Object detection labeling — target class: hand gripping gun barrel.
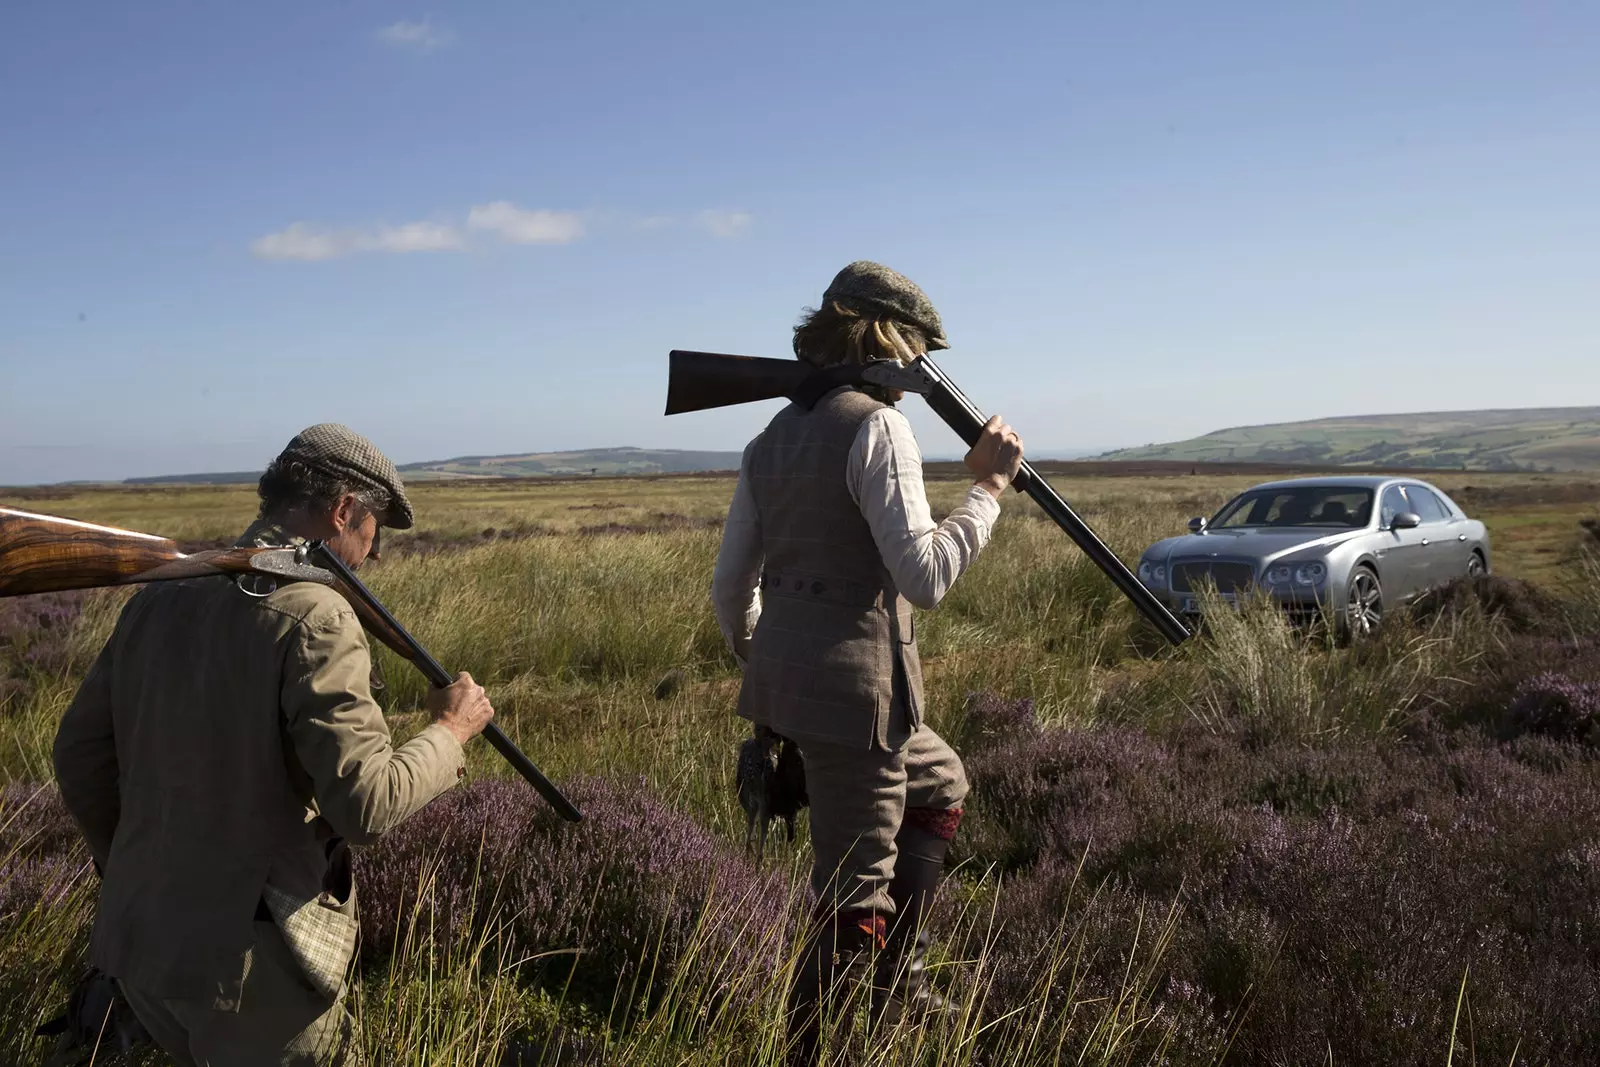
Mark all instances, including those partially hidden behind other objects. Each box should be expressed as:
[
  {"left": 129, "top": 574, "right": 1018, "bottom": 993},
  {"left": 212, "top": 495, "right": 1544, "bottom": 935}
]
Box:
[
  {"left": 664, "top": 350, "right": 1193, "bottom": 646},
  {"left": 0, "top": 506, "right": 582, "bottom": 821}
]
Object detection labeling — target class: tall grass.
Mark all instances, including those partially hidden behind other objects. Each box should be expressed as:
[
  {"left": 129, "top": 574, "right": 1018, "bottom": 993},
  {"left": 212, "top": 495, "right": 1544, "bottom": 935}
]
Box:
[
  {"left": 3, "top": 476, "right": 1599, "bottom": 1063},
  {"left": 342, "top": 840, "right": 1197, "bottom": 1067},
  {"left": 1179, "top": 586, "right": 1496, "bottom": 742},
  {"left": 0, "top": 784, "right": 99, "bottom": 1054}
]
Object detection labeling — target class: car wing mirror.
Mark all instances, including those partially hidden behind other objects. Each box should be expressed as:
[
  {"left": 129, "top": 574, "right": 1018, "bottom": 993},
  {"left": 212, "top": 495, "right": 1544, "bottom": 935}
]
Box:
[
  {"left": 1187, "top": 516, "right": 1208, "bottom": 534},
  {"left": 1390, "top": 511, "right": 1421, "bottom": 530}
]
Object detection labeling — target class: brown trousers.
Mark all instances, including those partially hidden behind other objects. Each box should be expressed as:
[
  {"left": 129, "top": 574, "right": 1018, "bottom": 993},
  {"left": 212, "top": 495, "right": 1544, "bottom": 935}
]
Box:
[
  {"left": 800, "top": 723, "right": 967, "bottom": 917},
  {"left": 118, "top": 920, "right": 352, "bottom": 1066}
]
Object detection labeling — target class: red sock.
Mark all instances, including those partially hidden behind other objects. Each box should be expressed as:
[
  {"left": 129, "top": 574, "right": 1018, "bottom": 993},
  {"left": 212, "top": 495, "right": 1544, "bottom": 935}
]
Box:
[{"left": 904, "top": 806, "right": 963, "bottom": 841}]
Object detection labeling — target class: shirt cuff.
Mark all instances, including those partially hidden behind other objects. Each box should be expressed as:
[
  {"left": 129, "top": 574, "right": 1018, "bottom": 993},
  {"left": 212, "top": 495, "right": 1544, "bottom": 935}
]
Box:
[{"left": 964, "top": 483, "right": 1004, "bottom": 522}]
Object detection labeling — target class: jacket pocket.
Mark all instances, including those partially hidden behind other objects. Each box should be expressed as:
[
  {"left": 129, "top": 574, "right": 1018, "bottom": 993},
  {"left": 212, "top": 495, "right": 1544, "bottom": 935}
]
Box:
[
  {"left": 261, "top": 881, "right": 359, "bottom": 1001},
  {"left": 897, "top": 608, "right": 916, "bottom": 645}
]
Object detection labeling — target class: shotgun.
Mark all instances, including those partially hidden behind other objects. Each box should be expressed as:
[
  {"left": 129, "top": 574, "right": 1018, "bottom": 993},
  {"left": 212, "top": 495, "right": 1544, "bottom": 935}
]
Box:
[
  {"left": 0, "top": 506, "right": 582, "bottom": 822},
  {"left": 663, "top": 350, "right": 1193, "bottom": 646}
]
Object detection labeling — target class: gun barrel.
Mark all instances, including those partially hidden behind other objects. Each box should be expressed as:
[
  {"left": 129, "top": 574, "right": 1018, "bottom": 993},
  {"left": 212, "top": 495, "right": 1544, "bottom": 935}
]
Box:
[
  {"left": 913, "top": 357, "right": 1191, "bottom": 645},
  {"left": 309, "top": 544, "right": 584, "bottom": 823}
]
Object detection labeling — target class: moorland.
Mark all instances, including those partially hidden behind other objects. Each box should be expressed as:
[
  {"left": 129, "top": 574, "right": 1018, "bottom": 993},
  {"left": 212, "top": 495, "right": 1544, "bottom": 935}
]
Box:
[
  {"left": 1100, "top": 407, "right": 1600, "bottom": 473},
  {"left": 3, "top": 466, "right": 1599, "bottom": 1065}
]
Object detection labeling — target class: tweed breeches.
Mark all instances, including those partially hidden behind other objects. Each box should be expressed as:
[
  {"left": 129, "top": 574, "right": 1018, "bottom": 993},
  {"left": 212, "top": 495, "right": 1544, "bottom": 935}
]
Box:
[{"left": 799, "top": 722, "right": 967, "bottom": 918}]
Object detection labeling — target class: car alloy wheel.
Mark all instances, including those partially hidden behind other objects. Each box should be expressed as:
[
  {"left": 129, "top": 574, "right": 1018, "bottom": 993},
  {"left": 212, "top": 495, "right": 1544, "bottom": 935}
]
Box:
[
  {"left": 1346, "top": 569, "right": 1383, "bottom": 638},
  {"left": 1466, "top": 553, "right": 1485, "bottom": 579}
]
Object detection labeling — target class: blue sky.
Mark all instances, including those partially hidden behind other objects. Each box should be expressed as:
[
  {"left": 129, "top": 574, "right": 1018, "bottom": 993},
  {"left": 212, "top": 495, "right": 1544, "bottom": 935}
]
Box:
[{"left": 1, "top": 1, "right": 1595, "bottom": 483}]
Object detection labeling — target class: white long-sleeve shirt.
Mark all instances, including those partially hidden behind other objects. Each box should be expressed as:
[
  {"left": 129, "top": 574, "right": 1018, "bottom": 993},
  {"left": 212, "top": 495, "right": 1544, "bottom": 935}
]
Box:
[{"left": 711, "top": 402, "right": 1001, "bottom": 665}]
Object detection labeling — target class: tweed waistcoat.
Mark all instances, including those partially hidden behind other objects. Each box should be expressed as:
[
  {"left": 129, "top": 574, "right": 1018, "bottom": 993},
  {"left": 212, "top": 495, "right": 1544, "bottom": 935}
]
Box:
[{"left": 736, "top": 387, "right": 924, "bottom": 750}]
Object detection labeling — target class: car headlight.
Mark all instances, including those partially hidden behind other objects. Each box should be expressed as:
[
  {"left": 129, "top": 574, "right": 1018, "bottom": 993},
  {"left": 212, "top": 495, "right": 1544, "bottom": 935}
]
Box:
[
  {"left": 1294, "top": 562, "right": 1327, "bottom": 586},
  {"left": 1137, "top": 561, "right": 1167, "bottom": 587},
  {"left": 1264, "top": 562, "right": 1328, "bottom": 587}
]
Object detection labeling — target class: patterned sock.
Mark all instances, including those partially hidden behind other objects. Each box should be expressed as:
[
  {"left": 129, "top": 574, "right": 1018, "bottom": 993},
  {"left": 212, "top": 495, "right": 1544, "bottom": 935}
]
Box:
[
  {"left": 819, "top": 908, "right": 888, "bottom": 950},
  {"left": 903, "top": 806, "right": 964, "bottom": 841},
  {"left": 851, "top": 913, "right": 888, "bottom": 949}
]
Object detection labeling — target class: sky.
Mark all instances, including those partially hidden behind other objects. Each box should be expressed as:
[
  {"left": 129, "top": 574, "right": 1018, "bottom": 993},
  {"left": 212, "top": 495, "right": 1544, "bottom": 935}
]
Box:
[{"left": 1, "top": 1, "right": 1596, "bottom": 484}]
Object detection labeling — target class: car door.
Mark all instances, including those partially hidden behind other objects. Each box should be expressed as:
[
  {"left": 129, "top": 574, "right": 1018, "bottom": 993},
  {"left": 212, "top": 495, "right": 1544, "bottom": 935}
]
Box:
[
  {"left": 1374, "top": 484, "right": 1429, "bottom": 600},
  {"left": 1401, "top": 483, "right": 1465, "bottom": 591},
  {"left": 1406, "top": 484, "right": 1469, "bottom": 581}
]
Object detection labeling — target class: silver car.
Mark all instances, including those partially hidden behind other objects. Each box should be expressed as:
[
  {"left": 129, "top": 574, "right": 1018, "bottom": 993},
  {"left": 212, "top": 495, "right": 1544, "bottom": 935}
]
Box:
[{"left": 1136, "top": 476, "right": 1491, "bottom": 636}]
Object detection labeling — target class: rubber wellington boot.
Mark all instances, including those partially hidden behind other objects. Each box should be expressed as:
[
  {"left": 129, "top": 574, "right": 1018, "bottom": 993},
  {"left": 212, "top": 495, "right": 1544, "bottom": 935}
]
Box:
[
  {"left": 873, "top": 822, "right": 955, "bottom": 1028},
  {"left": 785, "top": 916, "right": 879, "bottom": 1066}
]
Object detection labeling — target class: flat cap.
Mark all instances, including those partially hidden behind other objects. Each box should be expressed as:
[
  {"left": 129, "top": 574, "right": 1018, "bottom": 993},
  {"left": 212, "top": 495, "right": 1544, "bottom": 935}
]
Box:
[
  {"left": 821, "top": 260, "right": 949, "bottom": 351},
  {"left": 277, "top": 423, "right": 415, "bottom": 530}
]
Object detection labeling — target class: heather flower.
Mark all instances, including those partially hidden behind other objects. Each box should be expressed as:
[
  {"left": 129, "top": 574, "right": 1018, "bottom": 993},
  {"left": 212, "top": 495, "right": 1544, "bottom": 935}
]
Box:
[
  {"left": 0, "top": 782, "right": 83, "bottom": 859},
  {"left": 355, "top": 776, "right": 790, "bottom": 1017},
  {"left": 957, "top": 690, "right": 1039, "bottom": 751},
  {"left": 0, "top": 783, "right": 91, "bottom": 929},
  {"left": 1509, "top": 672, "right": 1600, "bottom": 742},
  {"left": 1408, "top": 574, "right": 1561, "bottom": 636},
  {"left": 0, "top": 591, "right": 91, "bottom": 689}
]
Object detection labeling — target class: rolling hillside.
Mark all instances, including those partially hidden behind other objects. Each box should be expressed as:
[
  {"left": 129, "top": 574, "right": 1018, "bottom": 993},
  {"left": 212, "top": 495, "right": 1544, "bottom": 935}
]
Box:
[
  {"left": 123, "top": 447, "right": 745, "bottom": 485},
  {"left": 1099, "top": 407, "right": 1600, "bottom": 472},
  {"left": 398, "top": 447, "right": 743, "bottom": 479}
]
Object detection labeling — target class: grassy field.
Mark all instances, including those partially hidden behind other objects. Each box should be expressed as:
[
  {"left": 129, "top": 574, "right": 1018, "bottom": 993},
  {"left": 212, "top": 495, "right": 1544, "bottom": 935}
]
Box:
[{"left": 3, "top": 468, "right": 1600, "bottom": 1065}]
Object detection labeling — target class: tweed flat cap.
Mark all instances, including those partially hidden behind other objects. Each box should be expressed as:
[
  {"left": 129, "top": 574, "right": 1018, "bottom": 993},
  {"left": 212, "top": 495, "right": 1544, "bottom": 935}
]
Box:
[
  {"left": 277, "top": 423, "right": 415, "bottom": 530},
  {"left": 821, "top": 260, "right": 949, "bottom": 351}
]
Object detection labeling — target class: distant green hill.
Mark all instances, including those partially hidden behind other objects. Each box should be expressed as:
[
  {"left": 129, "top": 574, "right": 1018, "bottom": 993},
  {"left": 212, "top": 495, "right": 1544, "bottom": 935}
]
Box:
[
  {"left": 398, "top": 447, "right": 743, "bottom": 479},
  {"left": 124, "top": 447, "right": 745, "bottom": 485},
  {"left": 1098, "top": 407, "right": 1600, "bottom": 472}
]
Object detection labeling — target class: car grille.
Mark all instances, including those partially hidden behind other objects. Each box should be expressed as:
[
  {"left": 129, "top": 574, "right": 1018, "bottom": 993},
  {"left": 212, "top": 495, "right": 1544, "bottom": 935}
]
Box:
[{"left": 1171, "top": 561, "right": 1255, "bottom": 595}]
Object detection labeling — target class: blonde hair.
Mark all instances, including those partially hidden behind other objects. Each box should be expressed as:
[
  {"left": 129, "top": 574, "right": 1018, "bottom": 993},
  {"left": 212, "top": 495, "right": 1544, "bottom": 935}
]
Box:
[{"left": 792, "top": 301, "right": 928, "bottom": 369}]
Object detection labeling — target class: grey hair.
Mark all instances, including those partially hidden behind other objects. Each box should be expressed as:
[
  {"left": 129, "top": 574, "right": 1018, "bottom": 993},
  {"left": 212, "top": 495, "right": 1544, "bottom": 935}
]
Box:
[{"left": 257, "top": 456, "right": 391, "bottom": 524}]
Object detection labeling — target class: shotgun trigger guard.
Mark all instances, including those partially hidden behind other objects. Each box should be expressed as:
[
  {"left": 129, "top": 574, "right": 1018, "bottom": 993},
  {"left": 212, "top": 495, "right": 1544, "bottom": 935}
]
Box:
[{"left": 235, "top": 573, "right": 277, "bottom": 598}]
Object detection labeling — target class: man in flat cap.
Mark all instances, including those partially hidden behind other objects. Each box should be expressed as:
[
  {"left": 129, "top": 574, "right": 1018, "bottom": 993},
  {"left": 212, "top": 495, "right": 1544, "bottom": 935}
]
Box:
[
  {"left": 712, "top": 262, "right": 1023, "bottom": 1061},
  {"left": 53, "top": 423, "right": 495, "bottom": 1066}
]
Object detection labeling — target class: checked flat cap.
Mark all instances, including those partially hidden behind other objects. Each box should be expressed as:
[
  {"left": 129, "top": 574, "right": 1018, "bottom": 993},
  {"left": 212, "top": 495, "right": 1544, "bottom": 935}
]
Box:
[
  {"left": 277, "top": 423, "right": 415, "bottom": 530},
  {"left": 821, "top": 260, "right": 949, "bottom": 351}
]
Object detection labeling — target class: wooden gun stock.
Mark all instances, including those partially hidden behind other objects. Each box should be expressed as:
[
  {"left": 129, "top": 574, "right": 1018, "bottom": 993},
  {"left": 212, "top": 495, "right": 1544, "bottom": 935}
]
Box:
[
  {"left": 0, "top": 508, "right": 328, "bottom": 597},
  {"left": 0, "top": 506, "right": 583, "bottom": 821},
  {"left": 664, "top": 350, "right": 816, "bottom": 414}
]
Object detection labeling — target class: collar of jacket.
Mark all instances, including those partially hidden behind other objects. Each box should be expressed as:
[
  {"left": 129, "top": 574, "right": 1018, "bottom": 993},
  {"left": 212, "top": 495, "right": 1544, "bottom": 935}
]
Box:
[{"left": 233, "top": 519, "right": 307, "bottom": 550}]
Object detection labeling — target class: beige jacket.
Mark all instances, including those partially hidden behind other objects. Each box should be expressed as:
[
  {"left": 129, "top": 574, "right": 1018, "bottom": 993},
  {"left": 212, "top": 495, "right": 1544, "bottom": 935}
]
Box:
[{"left": 52, "top": 530, "right": 463, "bottom": 1006}]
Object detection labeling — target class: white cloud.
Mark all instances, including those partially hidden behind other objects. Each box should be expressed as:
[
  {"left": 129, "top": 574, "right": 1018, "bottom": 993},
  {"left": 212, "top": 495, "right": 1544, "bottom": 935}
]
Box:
[
  {"left": 696, "top": 209, "right": 753, "bottom": 239},
  {"left": 251, "top": 223, "right": 349, "bottom": 262},
  {"left": 466, "top": 202, "right": 585, "bottom": 245},
  {"left": 251, "top": 203, "right": 736, "bottom": 261},
  {"left": 366, "top": 221, "right": 464, "bottom": 254},
  {"left": 378, "top": 18, "right": 453, "bottom": 52},
  {"left": 250, "top": 220, "right": 463, "bottom": 261}
]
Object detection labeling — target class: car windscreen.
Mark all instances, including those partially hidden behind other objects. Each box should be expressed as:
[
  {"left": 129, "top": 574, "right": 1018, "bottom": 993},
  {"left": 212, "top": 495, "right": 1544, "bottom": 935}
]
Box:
[{"left": 1212, "top": 486, "right": 1375, "bottom": 529}]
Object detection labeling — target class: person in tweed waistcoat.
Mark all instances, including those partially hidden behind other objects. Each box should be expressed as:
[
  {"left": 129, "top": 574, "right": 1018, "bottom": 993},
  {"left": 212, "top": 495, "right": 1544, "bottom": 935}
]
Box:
[
  {"left": 712, "top": 262, "right": 1023, "bottom": 1063},
  {"left": 53, "top": 424, "right": 496, "bottom": 1066}
]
